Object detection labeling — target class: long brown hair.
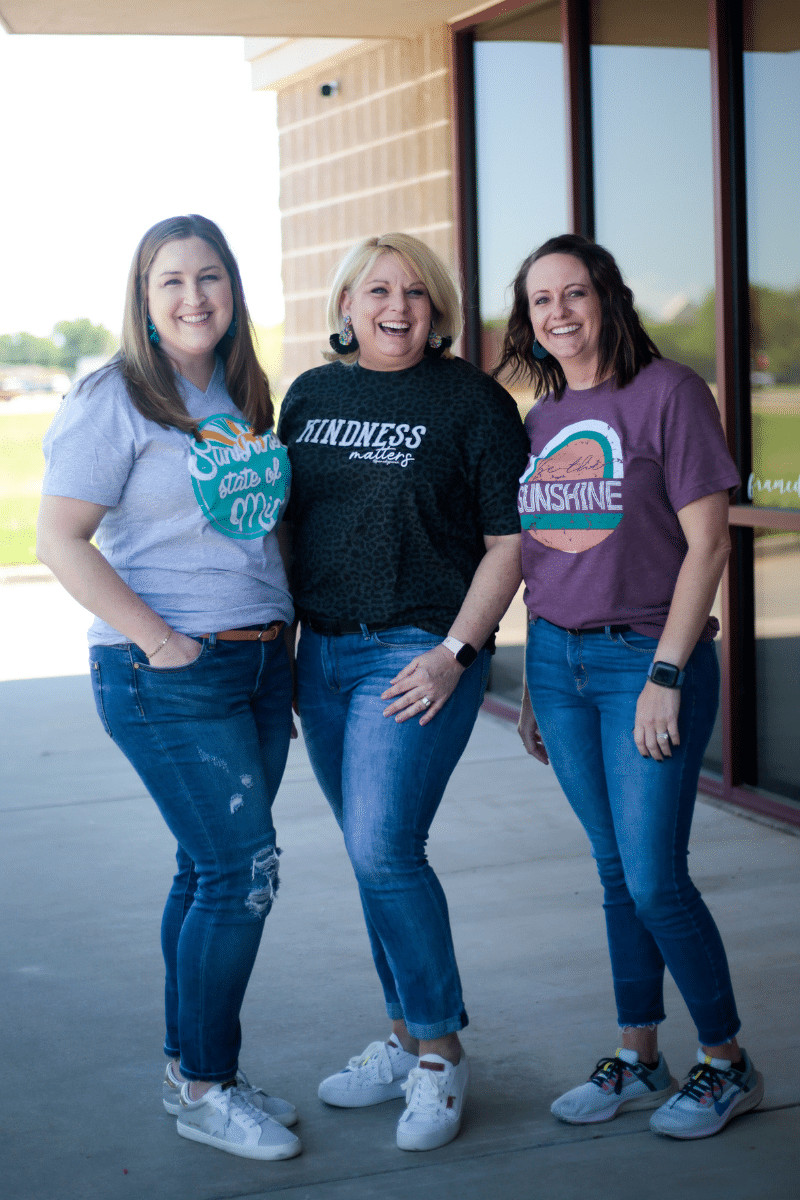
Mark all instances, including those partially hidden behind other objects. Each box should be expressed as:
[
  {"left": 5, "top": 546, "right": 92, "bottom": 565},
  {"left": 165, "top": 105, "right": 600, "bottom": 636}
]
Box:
[
  {"left": 493, "top": 234, "right": 660, "bottom": 400},
  {"left": 90, "top": 215, "right": 273, "bottom": 435}
]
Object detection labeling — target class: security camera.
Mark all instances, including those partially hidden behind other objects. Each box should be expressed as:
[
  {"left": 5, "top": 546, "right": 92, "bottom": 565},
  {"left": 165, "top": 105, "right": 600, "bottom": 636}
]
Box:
[{"left": 320, "top": 81, "right": 340, "bottom": 97}]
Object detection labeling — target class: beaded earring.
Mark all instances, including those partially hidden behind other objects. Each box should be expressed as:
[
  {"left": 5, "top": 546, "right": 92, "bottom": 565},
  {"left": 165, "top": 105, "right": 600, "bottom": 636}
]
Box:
[
  {"left": 147, "top": 317, "right": 160, "bottom": 346},
  {"left": 328, "top": 314, "right": 359, "bottom": 355},
  {"left": 531, "top": 338, "right": 549, "bottom": 360},
  {"left": 423, "top": 326, "right": 452, "bottom": 358}
]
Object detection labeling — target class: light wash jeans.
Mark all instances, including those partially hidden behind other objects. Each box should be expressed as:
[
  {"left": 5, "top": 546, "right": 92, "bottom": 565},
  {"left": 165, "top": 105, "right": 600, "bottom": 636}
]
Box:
[
  {"left": 90, "top": 634, "right": 293, "bottom": 1081},
  {"left": 296, "top": 624, "right": 490, "bottom": 1040},
  {"left": 526, "top": 618, "right": 741, "bottom": 1047}
]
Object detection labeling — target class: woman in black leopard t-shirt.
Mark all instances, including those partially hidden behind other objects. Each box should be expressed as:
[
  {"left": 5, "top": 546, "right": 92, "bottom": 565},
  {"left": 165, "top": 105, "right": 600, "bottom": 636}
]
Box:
[{"left": 278, "top": 233, "right": 529, "bottom": 1152}]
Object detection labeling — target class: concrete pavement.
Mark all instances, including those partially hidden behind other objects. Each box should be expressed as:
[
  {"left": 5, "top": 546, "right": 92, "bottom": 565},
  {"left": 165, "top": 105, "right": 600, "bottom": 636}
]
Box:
[{"left": 1, "top": 579, "right": 799, "bottom": 1200}]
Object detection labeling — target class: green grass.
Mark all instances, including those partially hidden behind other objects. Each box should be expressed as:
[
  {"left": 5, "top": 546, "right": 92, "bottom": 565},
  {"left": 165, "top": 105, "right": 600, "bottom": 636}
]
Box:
[
  {"left": 752, "top": 411, "right": 800, "bottom": 508},
  {"left": 0, "top": 410, "right": 52, "bottom": 566}
]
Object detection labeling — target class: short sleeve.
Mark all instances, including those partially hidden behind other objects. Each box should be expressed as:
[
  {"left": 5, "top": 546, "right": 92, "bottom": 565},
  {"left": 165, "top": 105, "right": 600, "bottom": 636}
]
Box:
[
  {"left": 42, "top": 372, "right": 138, "bottom": 507},
  {"left": 467, "top": 378, "right": 530, "bottom": 536},
  {"left": 662, "top": 372, "right": 740, "bottom": 513}
]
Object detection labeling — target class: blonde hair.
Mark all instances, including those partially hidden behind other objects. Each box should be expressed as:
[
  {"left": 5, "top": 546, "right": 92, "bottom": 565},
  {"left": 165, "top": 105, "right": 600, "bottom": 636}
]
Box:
[
  {"left": 324, "top": 233, "right": 463, "bottom": 364},
  {"left": 101, "top": 214, "right": 273, "bottom": 435}
]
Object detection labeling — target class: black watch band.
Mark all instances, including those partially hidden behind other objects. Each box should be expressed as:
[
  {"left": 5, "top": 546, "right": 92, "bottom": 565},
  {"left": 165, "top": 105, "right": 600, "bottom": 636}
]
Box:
[{"left": 647, "top": 660, "right": 686, "bottom": 688}]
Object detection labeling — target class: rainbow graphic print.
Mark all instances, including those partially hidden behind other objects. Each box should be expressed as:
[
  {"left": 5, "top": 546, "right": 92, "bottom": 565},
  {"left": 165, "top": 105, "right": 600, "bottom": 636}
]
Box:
[{"left": 518, "top": 419, "right": 624, "bottom": 553}]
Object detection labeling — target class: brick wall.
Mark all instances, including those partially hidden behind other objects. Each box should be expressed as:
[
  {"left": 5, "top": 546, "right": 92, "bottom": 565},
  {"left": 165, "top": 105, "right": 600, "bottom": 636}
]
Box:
[{"left": 276, "top": 28, "right": 453, "bottom": 390}]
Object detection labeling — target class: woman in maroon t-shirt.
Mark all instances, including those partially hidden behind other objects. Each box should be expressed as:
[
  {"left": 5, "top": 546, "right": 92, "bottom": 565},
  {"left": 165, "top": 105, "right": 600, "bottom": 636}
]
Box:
[{"left": 495, "top": 234, "right": 763, "bottom": 1141}]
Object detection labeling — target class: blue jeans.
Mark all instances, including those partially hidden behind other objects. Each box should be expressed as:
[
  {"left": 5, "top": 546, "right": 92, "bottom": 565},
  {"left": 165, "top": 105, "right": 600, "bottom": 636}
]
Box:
[
  {"left": 90, "top": 635, "right": 293, "bottom": 1081},
  {"left": 297, "top": 625, "right": 490, "bottom": 1040},
  {"left": 526, "top": 619, "right": 740, "bottom": 1047}
]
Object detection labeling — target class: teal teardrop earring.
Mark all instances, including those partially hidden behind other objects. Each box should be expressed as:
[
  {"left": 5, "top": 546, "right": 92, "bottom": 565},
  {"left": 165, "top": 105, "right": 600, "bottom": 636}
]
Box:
[{"left": 147, "top": 317, "right": 160, "bottom": 346}]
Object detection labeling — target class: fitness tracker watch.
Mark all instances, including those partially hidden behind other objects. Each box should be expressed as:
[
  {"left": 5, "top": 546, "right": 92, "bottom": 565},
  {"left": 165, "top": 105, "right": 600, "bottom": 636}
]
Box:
[
  {"left": 442, "top": 636, "right": 478, "bottom": 668},
  {"left": 647, "top": 660, "right": 686, "bottom": 688}
]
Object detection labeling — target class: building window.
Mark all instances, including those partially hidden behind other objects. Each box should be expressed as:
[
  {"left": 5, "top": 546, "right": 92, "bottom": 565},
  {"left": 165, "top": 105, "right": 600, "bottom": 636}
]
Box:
[
  {"left": 590, "top": 0, "right": 716, "bottom": 385},
  {"left": 473, "top": 1, "right": 566, "bottom": 381},
  {"left": 744, "top": 0, "right": 800, "bottom": 510}
]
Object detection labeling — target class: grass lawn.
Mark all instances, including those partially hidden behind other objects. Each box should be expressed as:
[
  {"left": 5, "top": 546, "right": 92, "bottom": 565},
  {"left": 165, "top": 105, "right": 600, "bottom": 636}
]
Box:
[{"left": 0, "top": 410, "right": 52, "bottom": 567}]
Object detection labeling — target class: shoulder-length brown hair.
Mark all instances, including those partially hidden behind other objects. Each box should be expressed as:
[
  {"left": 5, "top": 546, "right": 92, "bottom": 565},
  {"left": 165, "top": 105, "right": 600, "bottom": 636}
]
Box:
[
  {"left": 493, "top": 234, "right": 660, "bottom": 400},
  {"left": 90, "top": 215, "right": 273, "bottom": 435}
]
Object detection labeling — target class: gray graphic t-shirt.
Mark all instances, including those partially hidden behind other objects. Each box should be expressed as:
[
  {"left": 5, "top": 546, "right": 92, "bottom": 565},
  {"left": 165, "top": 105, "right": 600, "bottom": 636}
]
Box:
[{"left": 42, "top": 359, "right": 293, "bottom": 644}]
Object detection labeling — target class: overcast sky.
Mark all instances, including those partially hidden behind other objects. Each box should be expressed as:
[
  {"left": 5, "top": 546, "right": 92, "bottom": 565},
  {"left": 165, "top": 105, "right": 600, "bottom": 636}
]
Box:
[{"left": 0, "top": 31, "right": 283, "bottom": 337}]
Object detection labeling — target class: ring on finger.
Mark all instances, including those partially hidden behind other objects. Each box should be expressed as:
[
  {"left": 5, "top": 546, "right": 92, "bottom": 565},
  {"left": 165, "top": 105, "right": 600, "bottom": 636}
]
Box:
[
  {"left": 656, "top": 732, "right": 670, "bottom": 741},
  {"left": 421, "top": 696, "right": 432, "bottom": 709}
]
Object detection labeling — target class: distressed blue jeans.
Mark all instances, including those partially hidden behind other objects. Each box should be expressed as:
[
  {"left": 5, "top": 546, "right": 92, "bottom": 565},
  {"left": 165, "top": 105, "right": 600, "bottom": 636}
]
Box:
[
  {"left": 526, "top": 619, "right": 740, "bottom": 1047},
  {"left": 297, "top": 625, "right": 490, "bottom": 1040},
  {"left": 90, "top": 635, "right": 293, "bottom": 1081}
]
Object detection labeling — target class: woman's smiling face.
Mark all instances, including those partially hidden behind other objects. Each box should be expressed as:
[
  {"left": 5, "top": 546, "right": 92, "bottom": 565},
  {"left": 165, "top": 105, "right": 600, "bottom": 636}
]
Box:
[
  {"left": 526, "top": 253, "right": 604, "bottom": 388},
  {"left": 146, "top": 236, "right": 233, "bottom": 384},
  {"left": 341, "top": 252, "right": 433, "bottom": 372}
]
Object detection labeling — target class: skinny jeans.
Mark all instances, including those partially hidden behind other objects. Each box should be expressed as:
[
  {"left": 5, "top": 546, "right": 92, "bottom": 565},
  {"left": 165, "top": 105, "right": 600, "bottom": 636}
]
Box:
[
  {"left": 90, "top": 634, "right": 293, "bottom": 1081},
  {"left": 297, "top": 624, "right": 490, "bottom": 1040},
  {"left": 526, "top": 619, "right": 740, "bottom": 1047}
]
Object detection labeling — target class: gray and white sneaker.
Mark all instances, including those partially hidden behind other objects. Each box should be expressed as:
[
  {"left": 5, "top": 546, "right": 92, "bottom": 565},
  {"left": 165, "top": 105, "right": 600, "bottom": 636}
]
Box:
[
  {"left": 176, "top": 1082, "right": 302, "bottom": 1160},
  {"left": 162, "top": 1061, "right": 297, "bottom": 1126},
  {"left": 318, "top": 1035, "right": 418, "bottom": 1107},
  {"left": 551, "top": 1048, "right": 678, "bottom": 1124}
]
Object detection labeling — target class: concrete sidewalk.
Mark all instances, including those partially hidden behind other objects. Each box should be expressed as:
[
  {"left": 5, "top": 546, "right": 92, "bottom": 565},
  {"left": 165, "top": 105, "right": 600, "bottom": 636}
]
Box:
[{"left": 1, "top": 585, "right": 799, "bottom": 1200}]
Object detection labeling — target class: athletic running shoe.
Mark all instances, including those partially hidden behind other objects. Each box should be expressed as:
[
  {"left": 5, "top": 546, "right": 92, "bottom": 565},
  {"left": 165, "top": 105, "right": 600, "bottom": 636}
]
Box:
[
  {"left": 650, "top": 1048, "right": 764, "bottom": 1139},
  {"left": 162, "top": 1061, "right": 297, "bottom": 1126},
  {"left": 318, "top": 1035, "right": 418, "bottom": 1107},
  {"left": 176, "top": 1082, "right": 302, "bottom": 1160},
  {"left": 396, "top": 1053, "right": 470, "bottom": 1151},
  {"left": 551, "top": 1048, "right": 678, "bottom": 1124}
]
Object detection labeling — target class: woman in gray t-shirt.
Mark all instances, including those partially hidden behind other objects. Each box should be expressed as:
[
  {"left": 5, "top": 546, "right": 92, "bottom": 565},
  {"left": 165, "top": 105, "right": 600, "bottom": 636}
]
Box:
[{"left": 38, "top": 215, "right": 301, "bottom": 1162}]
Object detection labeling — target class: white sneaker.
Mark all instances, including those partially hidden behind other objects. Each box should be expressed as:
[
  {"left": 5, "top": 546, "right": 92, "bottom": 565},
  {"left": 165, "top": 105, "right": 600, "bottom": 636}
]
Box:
[
  {"left": 162, "top": 1062, "right": 297, "bottom": 1126},
  {"left": 177, "top": 1082, "right": 302, "bottom": 1160},
  {"left": 318, "top": 1036, "right": 418, "bottom": 1107},
  {"left": 396, "top": 1053, "right": 469, "bottom": 1151}
]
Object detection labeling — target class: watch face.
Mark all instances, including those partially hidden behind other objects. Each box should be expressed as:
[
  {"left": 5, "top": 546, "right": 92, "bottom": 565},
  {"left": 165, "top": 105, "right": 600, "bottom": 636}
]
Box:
[
  {"left": 650, "top": 662, "right": 680, "bottom": 687},
  {"left": 455, "top": 643, "right": 478, "bottom": 668}
]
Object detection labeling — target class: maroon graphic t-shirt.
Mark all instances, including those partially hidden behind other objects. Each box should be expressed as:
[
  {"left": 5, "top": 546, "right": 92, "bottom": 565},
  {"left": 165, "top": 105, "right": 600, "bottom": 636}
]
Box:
[{"left": 518, "top": 358, "right": 740, "bottom": 638}]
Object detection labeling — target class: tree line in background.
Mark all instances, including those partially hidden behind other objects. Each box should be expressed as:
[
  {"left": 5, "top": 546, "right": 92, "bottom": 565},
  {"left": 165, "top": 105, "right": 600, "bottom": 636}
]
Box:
[{"left": 0, "top": 320, "right": 117, "bottom": 375}]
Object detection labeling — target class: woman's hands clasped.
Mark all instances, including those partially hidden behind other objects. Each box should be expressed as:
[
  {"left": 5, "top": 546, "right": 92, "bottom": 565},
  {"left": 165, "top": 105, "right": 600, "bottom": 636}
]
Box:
[{"left": 381, "top": 644, "right": 465, "bottom": 725}]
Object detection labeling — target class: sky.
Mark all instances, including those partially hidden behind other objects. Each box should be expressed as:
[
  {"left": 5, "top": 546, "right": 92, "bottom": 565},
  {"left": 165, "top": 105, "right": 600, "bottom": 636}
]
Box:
[{"left": 0, "top": 31, "right": 283, "bottom": 338}]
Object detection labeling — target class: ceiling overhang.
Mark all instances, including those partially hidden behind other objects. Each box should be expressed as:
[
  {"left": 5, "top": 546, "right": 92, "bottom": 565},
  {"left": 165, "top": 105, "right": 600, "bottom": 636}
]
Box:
[{"left": 0, "top": 1, "right": 489, "bottom": 38}]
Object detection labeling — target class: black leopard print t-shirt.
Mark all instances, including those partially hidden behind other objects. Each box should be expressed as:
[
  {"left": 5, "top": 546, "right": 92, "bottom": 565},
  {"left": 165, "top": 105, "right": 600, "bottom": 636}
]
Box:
[{"left": 277, "top": 354, "right": 529, "bottom": 636}]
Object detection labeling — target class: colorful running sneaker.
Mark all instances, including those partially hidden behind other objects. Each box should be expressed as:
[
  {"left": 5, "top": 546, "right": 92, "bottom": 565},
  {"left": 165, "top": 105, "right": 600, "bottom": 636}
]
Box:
[
  {"left": 551, "top": 1048, "right": 678, "bottom": 1124},
  {"left": 650, "top": 1048, "right": 764, "bottom": 1139}
]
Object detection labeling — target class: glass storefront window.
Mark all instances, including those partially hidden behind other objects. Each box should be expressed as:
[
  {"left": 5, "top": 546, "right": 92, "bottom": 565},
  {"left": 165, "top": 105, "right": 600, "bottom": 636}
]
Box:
[
  {"left": 473, "top": 1, "right": 566, "bottom": 392},
  {"left": 744, "top": 1, "right": 800, "bottom": 510},
  {"left": 754, "top": 532, "right": 800, "bottom": 799},
  {"left": 591, "top": 0, "right": 716, "bottom": 385}
]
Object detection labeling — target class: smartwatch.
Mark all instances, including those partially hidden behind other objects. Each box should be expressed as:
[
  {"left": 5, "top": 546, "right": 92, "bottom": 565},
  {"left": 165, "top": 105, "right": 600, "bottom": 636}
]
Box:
[
  {"left": 442, "top": 636, "right": 478, "bottom": 668},
  {"left": 647, "top": 660, "right": 686, "bottom": 689}
]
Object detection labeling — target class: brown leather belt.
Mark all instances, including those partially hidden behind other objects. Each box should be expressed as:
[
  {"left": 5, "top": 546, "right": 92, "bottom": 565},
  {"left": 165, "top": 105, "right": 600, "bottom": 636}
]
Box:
[{"left": 199, "top": 622, "right": 284, "bottom": 643}]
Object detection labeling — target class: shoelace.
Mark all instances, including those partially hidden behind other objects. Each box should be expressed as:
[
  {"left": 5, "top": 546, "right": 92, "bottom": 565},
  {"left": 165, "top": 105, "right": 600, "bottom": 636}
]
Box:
[
  {"left": 590, "top": 1057, "right": 630, "bottom": 1096},
  {"left": 676, "top": 1062, "right": 730, "bottom": 1103},
  {"left": 222, "top": 1086, "right": 273, "bottom": 1132},
  {"left": 346, "top": 1040, "right": 393, "bottom": 1082},
  {"left": 402, "top": 1066, "right": 447, "bottom": 1112}
]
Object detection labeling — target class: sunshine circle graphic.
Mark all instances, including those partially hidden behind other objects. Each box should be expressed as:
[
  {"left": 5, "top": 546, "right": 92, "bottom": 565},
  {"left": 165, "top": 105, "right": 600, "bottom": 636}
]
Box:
[
  {"left": 187, "top": 413, "right": 290, "bottom": 540},
  {"left": 518, "top": 419, "right": 624, "bottom": 553}
]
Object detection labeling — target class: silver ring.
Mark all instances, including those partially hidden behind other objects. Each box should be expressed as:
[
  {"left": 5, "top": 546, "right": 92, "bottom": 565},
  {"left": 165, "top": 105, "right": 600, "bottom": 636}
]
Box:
[
  {"left": 421, "top": 696, "right": 431, "bottom": 709},
  {"left": 656, "top": 732, "right": 670, "bottom": 740}
]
